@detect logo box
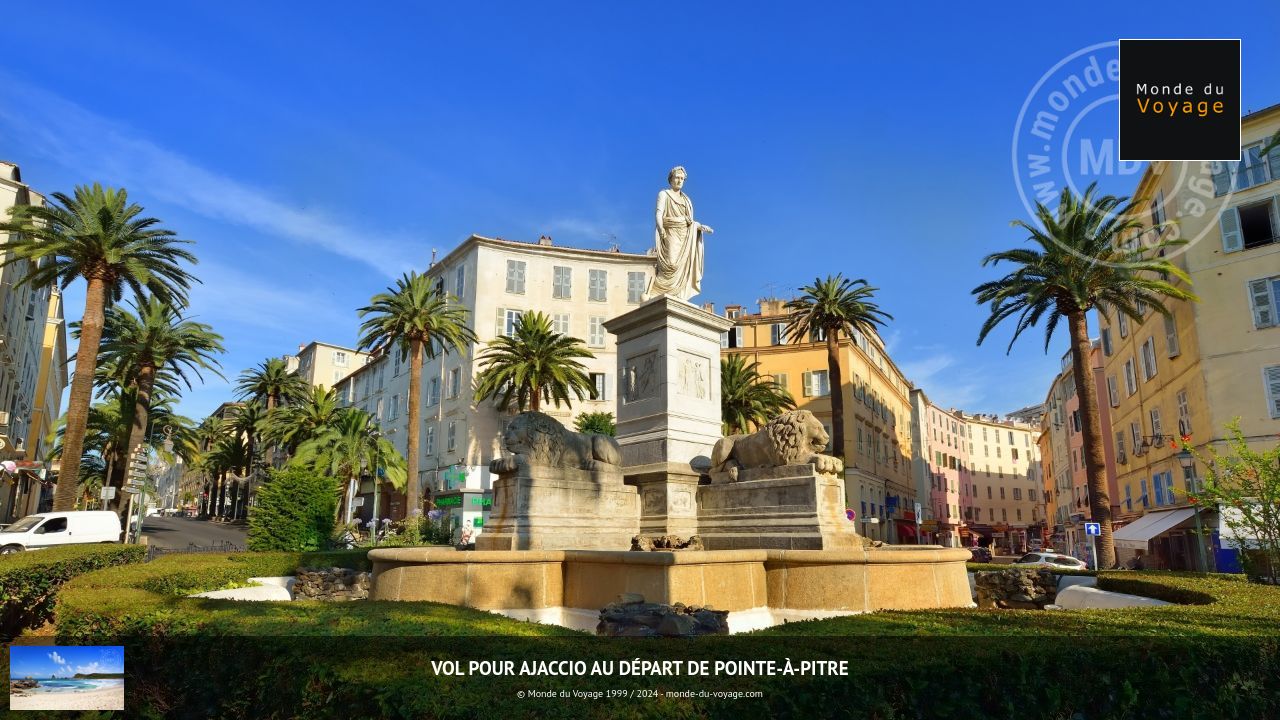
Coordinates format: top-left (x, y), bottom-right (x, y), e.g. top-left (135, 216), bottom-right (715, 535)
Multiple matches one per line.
top-left (1119, 39), bottom-right (1240, 161)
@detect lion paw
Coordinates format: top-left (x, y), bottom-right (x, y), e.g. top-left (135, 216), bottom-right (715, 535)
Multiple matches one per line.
top-left (809, 454), bottom-right (843, 475)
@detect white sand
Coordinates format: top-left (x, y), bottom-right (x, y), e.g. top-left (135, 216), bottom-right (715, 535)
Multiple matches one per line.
top-left (9, 685), bottom-right (125, 711)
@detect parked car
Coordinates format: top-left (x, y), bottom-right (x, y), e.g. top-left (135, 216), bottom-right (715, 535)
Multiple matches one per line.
top-left (969, 546), bottom-right (993, 563)
top-left (1012, 552), bottom-right (1088, 570)
top-left (0, 511), bottom-right (123, 553)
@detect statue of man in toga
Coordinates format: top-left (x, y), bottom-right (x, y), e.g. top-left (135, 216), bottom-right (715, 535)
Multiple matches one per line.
top-left (646, 166), bottom-right (714, 302)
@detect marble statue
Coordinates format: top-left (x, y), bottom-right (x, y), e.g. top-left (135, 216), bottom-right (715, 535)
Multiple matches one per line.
top-left (710, 410), bottom-right (845, 481)
top-left (646, 166), bottom-right (714, 302)
top-left (489, 411), bottom-right (623, 474)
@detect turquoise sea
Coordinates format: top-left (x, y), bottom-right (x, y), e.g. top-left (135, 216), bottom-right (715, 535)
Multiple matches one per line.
top-left (14, 678), bottom-right (123, 693)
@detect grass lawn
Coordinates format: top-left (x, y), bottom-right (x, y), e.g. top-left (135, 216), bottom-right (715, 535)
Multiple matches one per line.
top-left (44, 552), bottom-right (1280, 719)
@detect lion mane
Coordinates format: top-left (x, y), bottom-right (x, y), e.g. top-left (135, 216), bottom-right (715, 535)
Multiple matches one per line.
top-left (710, 410), bottom-right (843, 480)
top-left (489, 411), bottom-right (622, 474)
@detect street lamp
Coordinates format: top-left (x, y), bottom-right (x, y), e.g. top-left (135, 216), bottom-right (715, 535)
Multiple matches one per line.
top-left (1172, 445), bottom-right (1203, 568)
top-left (369, 429), bottom-right (382, 546)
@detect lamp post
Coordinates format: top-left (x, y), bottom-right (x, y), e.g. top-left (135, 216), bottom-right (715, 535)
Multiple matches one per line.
top-left (1178, 447), bottom-right (1208, 573)
top-left (369, 429), bottom-right (382, 546)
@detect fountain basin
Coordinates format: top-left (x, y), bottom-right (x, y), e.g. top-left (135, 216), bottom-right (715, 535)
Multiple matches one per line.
top-left (369, 545), bottom-right (972, 632)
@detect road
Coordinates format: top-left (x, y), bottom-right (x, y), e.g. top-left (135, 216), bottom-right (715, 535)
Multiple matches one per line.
top-left (141, 515), bottom-right (247, 550)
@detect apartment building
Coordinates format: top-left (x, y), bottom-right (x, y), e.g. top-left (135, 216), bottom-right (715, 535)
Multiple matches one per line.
top-left (1038, 344), bottom-right (1118, 560)
top-left (910, 390), bottom-right (968, 547)
top-left (0, 163), bottom-right (63, 522)
top-left (286, 341), bottom-right (368, 390)
top-left (720, 299), bottom-right (915, 543)
top-left (333, 234), bottom-right (656, 524)
top-left (1098, 103), bottom-right (1280, 570)
top-left (960, 412), bottom-right (1044, 555)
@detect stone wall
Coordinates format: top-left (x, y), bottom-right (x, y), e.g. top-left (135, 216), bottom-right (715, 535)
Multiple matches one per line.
top-left (597, 593), bottom-right (729, 637)
top-left (294, 567), bottom-right (371, 601)
top-left (975, 568), bottom-right (1057, 609)
top-left (630, 534), bottom-right (704, 551)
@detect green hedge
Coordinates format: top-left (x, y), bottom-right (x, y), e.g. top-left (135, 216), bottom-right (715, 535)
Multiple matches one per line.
top-left (966, 561), bottom-right (1097, 576)
top-left (52, 556), bottom-right (1280, 719)
top-left (0, 543), bottom-right (145, 640)
top-left (248, 467), bottom-right (339, 551)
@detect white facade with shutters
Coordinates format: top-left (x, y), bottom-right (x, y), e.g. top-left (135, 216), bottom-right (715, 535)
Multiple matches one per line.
top-left (334, 235), bottom-right (655, 496)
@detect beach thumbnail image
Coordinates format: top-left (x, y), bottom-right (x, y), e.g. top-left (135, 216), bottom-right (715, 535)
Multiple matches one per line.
top-left (8, 645), bottom-right (124, 711)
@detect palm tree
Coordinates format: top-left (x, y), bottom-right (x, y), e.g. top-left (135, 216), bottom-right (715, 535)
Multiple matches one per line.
top-left (227, 401), bottom-right (267, 475)
top-left (1, 184), bottom-right (197, 510)
top-left (357, 271), bottom-right (474, 517)
top-left (263, 386), bottom-right (342, 456)
top-left (292, 408), bottom-right (407, 524)
top-left (96, 297), bottom-right (223, 507)
top-left (784, 275), bottom-right (893, 460)
top-left (236, 358), bottom-right (307, 412)
top-left (720, 355), bottom-right (797, 435)
top-left (474, 311), bottom-right (595, 413)
top-left (973, 183), bottom-right (1197, 569)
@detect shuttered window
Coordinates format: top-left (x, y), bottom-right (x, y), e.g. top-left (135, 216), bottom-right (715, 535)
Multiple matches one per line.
top-left (506, 260), bottom-right (526, 293)
top-left (552, 266), bottom-right (572, 298)
top-left (589, 269), bottom-right (607, 301)
top-left (1248, 277), bottom-right (1278, 329)
top-left (1266, 365), bottom-right (1280, 419)
top-left (1107, 376), bottom-right (1119, 407)
top-left (1164, 314), bottom-right (1180, 357)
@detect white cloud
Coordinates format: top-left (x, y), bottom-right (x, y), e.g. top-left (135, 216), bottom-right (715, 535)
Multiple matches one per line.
top-left (48, 651), bottom-right (65, 665)
top-left (74, 662), bottom-right (108, 675)
top-left (0, 76), bottom-right (415, 277)
top-left (187, 261), bottom-right (352, 335)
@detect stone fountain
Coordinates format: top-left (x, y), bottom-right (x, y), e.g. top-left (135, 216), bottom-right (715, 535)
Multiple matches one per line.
top-left (368, 167), bottom-right (971, 632)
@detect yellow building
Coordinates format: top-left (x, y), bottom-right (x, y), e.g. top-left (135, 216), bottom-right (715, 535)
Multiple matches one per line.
top-left (1098, 103), bottom-right (1280, 570)
top-left (720, 299), bottom-right (916, 543)
top-left (25, 286), bottom-right (67, 464)
top-left (286, 341), bottom-right (369, 390)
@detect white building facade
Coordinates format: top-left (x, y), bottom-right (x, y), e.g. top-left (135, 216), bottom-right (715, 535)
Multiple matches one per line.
top-left (334, 234), bottom-right (656, 528)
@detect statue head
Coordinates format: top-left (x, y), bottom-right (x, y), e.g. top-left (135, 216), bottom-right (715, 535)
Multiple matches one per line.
top-left (667, 166), bottom-right (687, 191)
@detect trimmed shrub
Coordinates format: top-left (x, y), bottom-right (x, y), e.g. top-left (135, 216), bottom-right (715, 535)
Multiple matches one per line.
top-left (0, 543), bottom-right (145, 640)
top-left (248, 467), bottom-right (338, 551)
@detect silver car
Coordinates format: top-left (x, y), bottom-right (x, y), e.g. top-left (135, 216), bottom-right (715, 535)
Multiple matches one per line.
top-left (1012, 552), bottom-right (1089, 570)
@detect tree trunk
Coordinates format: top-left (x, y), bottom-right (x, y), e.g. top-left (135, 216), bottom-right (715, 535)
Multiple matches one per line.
top-left (1069, 309), bottom-right (1115, 568)
top-left (825, 331), bottom-right (845, 459)
top-left (406, 339), bottom-right (423, 518)
top-left (115, 364), bottom-right (157, 512)
top-left (54, 277), bottom-right (108, 511)
top-left (529, 382), bottom-right (541, 413)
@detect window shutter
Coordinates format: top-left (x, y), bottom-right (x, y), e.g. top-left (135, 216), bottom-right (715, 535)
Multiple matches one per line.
top-left (1164, 314), bottom-right (1180, 357)
top-left (802, 371), bottom-right (812, 397)
top-left (495, 308), bottom-right (506, 337)
top-left (1249, 279), bottom-right (1275, 328)
top-left (1154, 475), bottom-right (1165, 505)
top-left (1269, 147), bottom-right (1280, 184)
top-left (1107, 376), bottom-right (1119, 407)
top-left (1266, 366), bottom-right (1280, 419)
top-left (1220, 208), bottom-right (1243, 253)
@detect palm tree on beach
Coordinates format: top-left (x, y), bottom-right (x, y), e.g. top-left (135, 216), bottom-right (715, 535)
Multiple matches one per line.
top-left (972, 183), bottom-right (1196, 568)
top-left (784, 275), bottom-right (893, 460)
top-left (1, 184), bottom-right (197, 510)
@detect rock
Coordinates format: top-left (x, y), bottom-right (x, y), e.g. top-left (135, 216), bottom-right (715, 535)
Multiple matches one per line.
top-left (974, 569), bottom-right (1058, 610)
top-left (618, 592), bottom-right (646, 605)
top-left (657, 613), bottom-right (699, 636)
top-left (630, 534), bottom-right (704, 551)
top-left (596, 599), bottom-right (729, 637)
top-left (293, 567), bottom-right (371, 602)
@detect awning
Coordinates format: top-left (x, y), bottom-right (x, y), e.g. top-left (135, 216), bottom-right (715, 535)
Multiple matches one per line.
top-left (1112, 508), bottom-right (1197, 549)
top-left (897, 522), bottom-right (917, 539)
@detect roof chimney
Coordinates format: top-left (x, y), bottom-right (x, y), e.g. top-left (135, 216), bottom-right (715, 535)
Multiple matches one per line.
top-left (538, 235), bottom-right (553, 246)
top-left (701, 302), bottom-right (715, 314)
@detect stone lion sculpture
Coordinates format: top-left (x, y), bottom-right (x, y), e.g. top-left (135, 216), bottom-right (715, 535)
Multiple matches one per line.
top-left (710, 410), bottom-right (844, 481)
top-left (489, 411), bottom-right (623, 474)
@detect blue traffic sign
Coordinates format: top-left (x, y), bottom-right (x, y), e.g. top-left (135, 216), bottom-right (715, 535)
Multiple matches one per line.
top-left (1085, 522), bottom-right (1101, 536)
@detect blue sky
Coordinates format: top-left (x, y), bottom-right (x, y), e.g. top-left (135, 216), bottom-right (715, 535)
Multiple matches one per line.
top-left (1, 2), bottom-right (1278, 420)
top-left (10, 645), bottom-right (123, 679)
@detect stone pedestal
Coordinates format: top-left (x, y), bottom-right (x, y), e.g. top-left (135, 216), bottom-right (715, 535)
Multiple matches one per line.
top-left (475, 465), bottom-right (639, 551)
top-left (604, 297), bottom-right (732, 535)
top-left (696, 464), bottom-right (863, 550)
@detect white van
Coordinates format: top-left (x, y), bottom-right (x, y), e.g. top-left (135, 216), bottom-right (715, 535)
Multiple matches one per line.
top-left (0, 511), bottom-right (123, 553)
